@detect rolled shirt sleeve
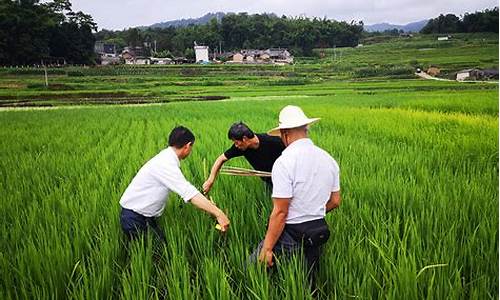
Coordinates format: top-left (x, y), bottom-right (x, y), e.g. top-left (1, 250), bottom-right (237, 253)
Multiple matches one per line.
top-left (156, 164), bottom-right (200, 202)
top-left (271, 159), bottom-right (293, 198)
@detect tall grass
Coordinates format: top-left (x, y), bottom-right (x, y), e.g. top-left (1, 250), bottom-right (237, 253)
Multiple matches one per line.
top-left (0, 90), bottom-right (497, 299)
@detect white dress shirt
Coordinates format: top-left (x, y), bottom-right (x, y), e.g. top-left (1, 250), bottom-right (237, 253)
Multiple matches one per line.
top-left (120, 147), bottom-right (200, 217)
top-left (271, 138), bottom-right (340, 224)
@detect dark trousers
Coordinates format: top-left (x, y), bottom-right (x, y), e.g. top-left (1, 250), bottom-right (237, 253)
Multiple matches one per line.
top-left (284, 218), bottom-right (330, 277)
top-left (249, 218), bottom-right (329, 283)
top-left (120, 207), bottom-right (166, 243)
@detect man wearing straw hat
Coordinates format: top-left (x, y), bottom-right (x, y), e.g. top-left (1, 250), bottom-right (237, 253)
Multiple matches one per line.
top-left (250, 105), bottom-right (341, 284)
top-left (202, 122), bottom-right (285, 193)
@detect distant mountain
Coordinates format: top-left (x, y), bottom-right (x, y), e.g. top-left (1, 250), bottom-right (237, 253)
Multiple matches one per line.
top-left (402, 20), bottom-right (429, 32)
top-left (147, 12), bottom-right (428, 32)
top-left (364, 19), bottom-right (429, 32)
top-left (149, 12), bottom-right (226, 28)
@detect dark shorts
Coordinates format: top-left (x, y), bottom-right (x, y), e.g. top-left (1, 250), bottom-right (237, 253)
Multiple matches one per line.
top-left (120, 207), bottom-right (166, 243)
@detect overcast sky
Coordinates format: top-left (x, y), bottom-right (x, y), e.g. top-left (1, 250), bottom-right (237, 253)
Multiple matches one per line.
top-left (69, 0), bottom-right (498, 30)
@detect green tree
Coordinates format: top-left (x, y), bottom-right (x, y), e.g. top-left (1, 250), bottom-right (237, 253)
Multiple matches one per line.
top-left (0, 0), bottom-right (97, 65)
top-left (125, 28), bottom-right (142, 48)
top-left (462, 7), bottom-right (499, 33)
top-left (421, 14), bottom-right (461, 33)
top-left (184, 47), bottom-right (194, 59)
top-left (0, 0), bottom-right (53, 65)
top-left (421, 8), bottom-right (498, 34)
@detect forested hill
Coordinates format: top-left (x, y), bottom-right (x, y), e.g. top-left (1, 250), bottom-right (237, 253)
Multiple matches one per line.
top-left (96, 13), bottom-right (364, 57)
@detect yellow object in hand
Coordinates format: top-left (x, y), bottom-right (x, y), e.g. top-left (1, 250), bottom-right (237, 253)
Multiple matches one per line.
top-left (215, 224), bottom-right (223, 231)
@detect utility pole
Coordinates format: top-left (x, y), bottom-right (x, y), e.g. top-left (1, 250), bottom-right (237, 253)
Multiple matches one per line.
top-left (41, 59), bottom-right (48, 88)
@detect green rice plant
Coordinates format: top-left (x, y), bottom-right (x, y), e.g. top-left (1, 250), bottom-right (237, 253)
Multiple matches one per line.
top-left (0, 33), bottom-right (497, 298)
top-left (0, 91), bottom-right (497, 299)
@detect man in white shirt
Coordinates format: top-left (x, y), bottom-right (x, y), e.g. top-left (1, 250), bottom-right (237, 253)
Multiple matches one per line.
top-left (250, 105), bottom-right (341, 283)
top-left (120, 126), bottom-right (230, 242)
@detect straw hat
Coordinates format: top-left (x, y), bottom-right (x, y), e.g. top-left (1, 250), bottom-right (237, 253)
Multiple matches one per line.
top-left (268, 105), bottom-right (320, 136)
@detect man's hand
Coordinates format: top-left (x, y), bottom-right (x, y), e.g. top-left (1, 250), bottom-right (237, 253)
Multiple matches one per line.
top-left (190, 193), bottom-right (230, 232)
top-left (202, 178), bottom-right (214, 194)
top-left (216, 212), bottom-right (230, 232)
top-left (258, 198), bottom-right (289, 267)
top-left (258, 248), bottom-right (274, 267)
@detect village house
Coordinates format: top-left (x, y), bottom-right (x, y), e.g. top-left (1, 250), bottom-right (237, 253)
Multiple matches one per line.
top-left (95, 41), bottom-right (117, 57)
top-left (482, 69), bottom-right (500, 79)
top-left (456, 68), bottom-right (499, 81)
top-left (121, 47), bottom-right (151, 65)
top-left (241, 49), bottom-right (263, 57)
top-left (399, 33), bottom-right (413, 38)
top-left (427, 67), bottom-right (441, 76)
top-left (266, 48), bottom-right (293, 64)
top-left (150, 57), bottom-right (172, 65)
top-left (232, 53), bottom-right (244, 62)
top-left (260, 53), bottom-right (271, 61)
top-left (214, 51), bottom-right (234, 61)
top-left (121, 50), bottom-right (134, 61)
top-left (172, 57), bottom-right (192, 64)
top-left (456, 69), bottom-right (474, 81)
top-left (125, 57), bottom-right (150, 65)
top-left (437, 35), bottom-right (452, 41)
top-left (228, 48), bottom-right (293, 64)
top-left (95, 41), bottom-right (120, 65)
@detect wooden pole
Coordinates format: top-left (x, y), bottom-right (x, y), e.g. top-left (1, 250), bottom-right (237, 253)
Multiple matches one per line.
top-left (42, 60), bottom-right (48, 87)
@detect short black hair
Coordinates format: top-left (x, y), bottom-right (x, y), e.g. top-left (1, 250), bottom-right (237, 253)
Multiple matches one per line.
top-left (168, 126), bottom-right (195, 148)
top-left (227, 122), bottom-right (255, 140)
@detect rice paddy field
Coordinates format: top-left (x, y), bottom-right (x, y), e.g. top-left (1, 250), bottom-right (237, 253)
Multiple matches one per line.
top-left (0, 33), bottom-right (498, 299)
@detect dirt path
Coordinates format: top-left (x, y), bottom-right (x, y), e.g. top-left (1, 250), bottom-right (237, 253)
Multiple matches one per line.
top-left (415, 72), bottom-right (454, 81)
top-left (415, 72), bottom-right (498, 84)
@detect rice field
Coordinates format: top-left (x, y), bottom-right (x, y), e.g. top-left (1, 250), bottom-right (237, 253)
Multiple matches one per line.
top-left (0, 32), bottom-right (498, 299)
top-left (1, 33), bottom-right (497, 108)
top-left (0, 85), bottom-right (498, 299)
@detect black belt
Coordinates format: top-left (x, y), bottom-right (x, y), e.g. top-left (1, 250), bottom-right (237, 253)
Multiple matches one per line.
top-left (285, 218), bottom-right (330, 247)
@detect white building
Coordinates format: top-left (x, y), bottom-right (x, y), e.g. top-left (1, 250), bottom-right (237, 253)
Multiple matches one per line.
top-left (194, 45), bottom-right (209, 63)
top-left (150, 57), bottom-right (172, 65)
top-left (125, 58), bottom-right (150, 65)
top-left (456, 70), bottom-right (471, 81)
